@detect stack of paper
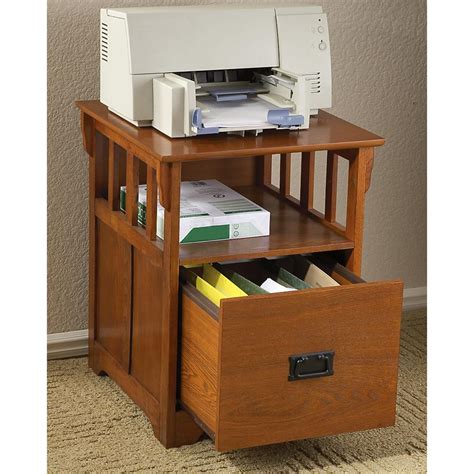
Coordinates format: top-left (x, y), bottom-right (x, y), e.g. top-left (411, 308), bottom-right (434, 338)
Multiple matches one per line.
top-left (120, 180), bottom-right (270, 244)
top-left (199, 97), bottom-right (283, 129)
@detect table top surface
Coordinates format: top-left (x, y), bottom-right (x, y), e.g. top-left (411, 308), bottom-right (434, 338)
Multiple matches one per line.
top-left (77, 100), bottom-right (384, 162)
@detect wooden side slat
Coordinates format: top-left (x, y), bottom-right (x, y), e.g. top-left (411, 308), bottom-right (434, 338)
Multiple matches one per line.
top-left (81, 111), bottom-right (94, 156)
top-left (126, 151), bottom-right (139, 225)
top-left (158, 162), bottom-right (172, 212)
top-left (365, 149), bottom-right (375, 192)
top-left (300, 151), bottom-right (315, 209)
top-left (108, 141), bottom-right (120, 210)
top-left (159, 162), bottom-right (182, 447)
top-left (346, 147), bottom-right (371, 274)
top-left (279, 153), bottom-right (291, 197)
top-left (325, 151), bottom-right (338, 223)
top-left (257, 154), bottom-right (272, 187)
top-left (146, 166), bottom-right (158, 241)
top-left (88, 122), bottom-right (97, 372)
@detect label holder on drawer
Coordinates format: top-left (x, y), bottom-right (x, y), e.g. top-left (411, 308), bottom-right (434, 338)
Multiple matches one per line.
top-left (288, 350), bottom-right (335, 381)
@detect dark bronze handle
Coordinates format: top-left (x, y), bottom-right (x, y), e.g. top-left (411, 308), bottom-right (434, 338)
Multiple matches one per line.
top-left (288, 351), bottom-right (334, 381)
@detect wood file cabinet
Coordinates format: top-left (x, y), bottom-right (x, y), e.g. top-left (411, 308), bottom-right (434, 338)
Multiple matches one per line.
top-left (77, 100), bottom-right (403, 451)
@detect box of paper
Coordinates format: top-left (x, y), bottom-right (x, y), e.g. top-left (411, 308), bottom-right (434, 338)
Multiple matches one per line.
top-left (120, 179), bottom-right (270, 244)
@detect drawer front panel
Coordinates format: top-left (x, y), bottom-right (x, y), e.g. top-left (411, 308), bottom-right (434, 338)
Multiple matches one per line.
top-left (215, 281), bottom-right (403, 451)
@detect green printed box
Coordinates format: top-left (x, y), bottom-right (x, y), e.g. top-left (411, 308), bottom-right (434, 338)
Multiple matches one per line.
top-left (120, 179), bottom-right (270, 244)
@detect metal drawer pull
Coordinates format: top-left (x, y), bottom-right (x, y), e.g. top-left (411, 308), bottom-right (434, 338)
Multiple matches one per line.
top-left (288, 351), bottom-right (335, 381)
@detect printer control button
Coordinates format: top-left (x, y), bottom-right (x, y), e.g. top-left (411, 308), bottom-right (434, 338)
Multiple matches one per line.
top-left (317, 26), bottom-right (324, 33)
top-left (319, 41), bottom-right (327, 51)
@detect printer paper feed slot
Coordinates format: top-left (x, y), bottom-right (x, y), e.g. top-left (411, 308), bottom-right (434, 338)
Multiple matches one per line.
top-left (199, 97), bottom-right (293, 130)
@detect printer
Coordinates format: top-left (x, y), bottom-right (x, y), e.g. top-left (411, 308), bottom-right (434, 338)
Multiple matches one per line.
top-left (100, 6), bottom-right (332, 137)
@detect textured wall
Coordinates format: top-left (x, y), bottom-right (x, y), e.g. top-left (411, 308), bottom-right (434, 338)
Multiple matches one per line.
top-left (47, 0), bottom-right (426, 333)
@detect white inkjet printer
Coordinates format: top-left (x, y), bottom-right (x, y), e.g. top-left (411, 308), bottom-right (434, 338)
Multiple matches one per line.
top-left (100, 6), bottom-right (332, 137)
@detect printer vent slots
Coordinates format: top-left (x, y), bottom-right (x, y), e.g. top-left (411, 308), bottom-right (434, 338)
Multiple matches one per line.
top-left (101, 23), bottom-right (108, 62)
top-left (310, 73), bottom-right (321, 94)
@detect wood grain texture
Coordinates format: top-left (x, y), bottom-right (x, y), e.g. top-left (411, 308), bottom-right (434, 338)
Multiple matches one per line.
top-left (215, 281), bottom-right (403, 451)
top-left (126, 152), bottom-right (139, 225)
top-left (95, 198), bottom-right (163, 267)
top-left (79, 105), bottom-right (390, 453)
top-left (325, 151), bottom-right (338, 223)
top-left (365, 150), bottom-right (375, 193)
top-left (346, 147), bottom-right (372, 274)
top-left (180, 290), bottom-right (219, 432)
top-left (174, 410), bottom-right (205, 447)
top-left (130, 249), bottom-right (162, 399)
top-left (95, 220), bottom-right (132, 371)
top-left (158, 163), bottom-right (172, 211)
top-left (300, 151), bottom-right (315, 209)
top-left (179, 185), bottom-right (354, 265)
top-left (182, 156), bottom-right (259, 187)
top-left (159, 162), bottom-right (182, 447)
top-left (279, 153), bottom-right (291, 197)
top-left (93, 341), bottom-right (161, 433)
top-left (81, 111), bottom-right (94, 156)
top-left (108, 139), bottom-right (120, 210)
top-left (146, 166), bottom-right (158, 241)
top-left (257, 154), bottom-right (272, 186)
top-left (87, 136), bottom-right (97, 372)
top-left (95, 131), bottom-right (109, 200)
top-left (76, 101), bottom-right (385, 163)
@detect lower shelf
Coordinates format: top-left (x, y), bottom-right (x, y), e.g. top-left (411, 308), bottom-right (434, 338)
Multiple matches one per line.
top-left (179, 185), bottom-right (353, 265)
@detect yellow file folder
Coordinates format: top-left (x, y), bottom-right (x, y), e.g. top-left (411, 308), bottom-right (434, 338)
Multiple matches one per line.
top-left (202, 264), bottom-right (248, 298)
top-left (194, 276), bottom-right (226, 307)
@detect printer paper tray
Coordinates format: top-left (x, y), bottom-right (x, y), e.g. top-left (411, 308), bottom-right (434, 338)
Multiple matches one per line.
top-left (199, 97), bottom-right (290, 130)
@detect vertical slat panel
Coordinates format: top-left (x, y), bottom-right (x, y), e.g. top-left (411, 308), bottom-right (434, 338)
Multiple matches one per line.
top-left (87, 118), bottom-right (97, 373)
top-left (95, 132), bottom-right (109, 199)
top-left (108, 141), bottom-right (120, 210)
top-left (126, 151), bottom-right (139, 225)
top-left (159, 162), bottom-right (182, 447)
top-left (258, 154), bottom-right (272, 186)
top-left (300, 151), bottom-right (315, 209)
top-left (146, 166), bottom-right (158, 241)
top-left (346, 148), bottom-right (372, 274)
top-left (325, 151), bottom-right (338, 223)
top-left (279, 153), bottom-right (291, 197)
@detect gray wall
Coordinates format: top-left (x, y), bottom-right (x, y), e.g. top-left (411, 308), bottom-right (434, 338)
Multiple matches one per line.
top-left (47, 0), bottom-right (426, 333)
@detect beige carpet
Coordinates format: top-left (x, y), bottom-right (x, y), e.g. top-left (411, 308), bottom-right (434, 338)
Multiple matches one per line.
top-left (48, 309), bottom-right (426, 473)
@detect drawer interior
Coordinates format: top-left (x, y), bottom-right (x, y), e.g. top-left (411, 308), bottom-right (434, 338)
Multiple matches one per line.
top-left (179, 253), bottom-right (403, 451)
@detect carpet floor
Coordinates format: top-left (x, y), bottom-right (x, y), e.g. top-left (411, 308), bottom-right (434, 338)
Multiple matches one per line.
top-left (48, 309), bottom-right (426, 473)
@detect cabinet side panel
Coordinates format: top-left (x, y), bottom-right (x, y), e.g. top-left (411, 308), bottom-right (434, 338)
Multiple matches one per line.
top-left (180, 293), bottom-right (219, 432)
top-left (130, 249), bottom-right (162, 399)
top-left (95, 220), bottom-right (132, 369)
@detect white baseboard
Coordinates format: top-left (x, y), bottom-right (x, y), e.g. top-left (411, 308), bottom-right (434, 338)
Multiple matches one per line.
top-left (403, 286), bottom-right (427, 311)
top-left (47, 329), bottom-right (88, 360)
top-left (47, 287), bottom-right (427, 360)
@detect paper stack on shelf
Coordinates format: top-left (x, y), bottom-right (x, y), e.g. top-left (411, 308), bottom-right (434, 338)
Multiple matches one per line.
top-left (120, 180), bottom-right (270, 244)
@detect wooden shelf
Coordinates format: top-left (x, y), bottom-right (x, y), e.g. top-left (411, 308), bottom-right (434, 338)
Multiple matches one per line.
top-left (179, 185), bottom-right (353, 265)
top-left (76, 101), bottom-right (384, 163)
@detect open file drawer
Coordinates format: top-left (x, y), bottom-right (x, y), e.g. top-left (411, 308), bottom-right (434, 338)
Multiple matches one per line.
top-left (179, 257), bottom-right (403, 451)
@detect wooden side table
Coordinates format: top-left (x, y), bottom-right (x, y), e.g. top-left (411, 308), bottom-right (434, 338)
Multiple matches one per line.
top-left (77, 100), bottom-right (402, 451)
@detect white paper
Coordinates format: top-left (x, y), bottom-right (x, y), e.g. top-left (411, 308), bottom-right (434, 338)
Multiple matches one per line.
top-left (200, 97), bottom-right (279, 128)
top-left (260, 278), bottom-right (297, 293)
